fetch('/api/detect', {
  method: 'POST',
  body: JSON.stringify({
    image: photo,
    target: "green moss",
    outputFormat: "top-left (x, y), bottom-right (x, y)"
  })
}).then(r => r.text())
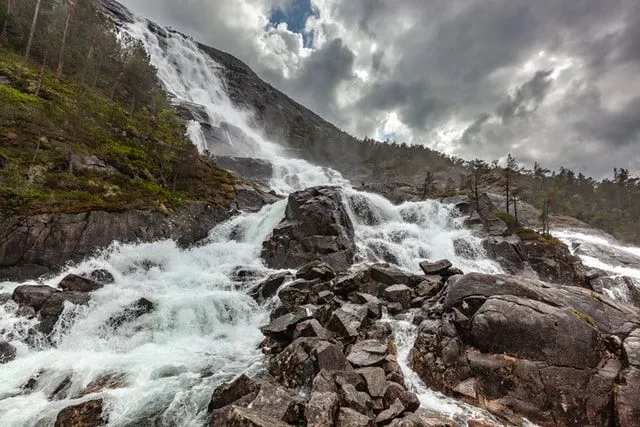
top-left (0, 49), bottom-right (237, 216)
top-left (590, 293), bottom-right (605, 303)
top-left (572, 309), bottom-right (598, 329)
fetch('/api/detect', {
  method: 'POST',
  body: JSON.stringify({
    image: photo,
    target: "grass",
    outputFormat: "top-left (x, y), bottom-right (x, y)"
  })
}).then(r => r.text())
top-left (494, 211), bottom-right (563, 245)
top-left (0, 49), bottom-right (237, 216)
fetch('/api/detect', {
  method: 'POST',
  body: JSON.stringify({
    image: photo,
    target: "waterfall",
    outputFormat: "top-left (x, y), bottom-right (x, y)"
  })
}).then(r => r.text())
top-left (0, 10), bottom-right (514, 427)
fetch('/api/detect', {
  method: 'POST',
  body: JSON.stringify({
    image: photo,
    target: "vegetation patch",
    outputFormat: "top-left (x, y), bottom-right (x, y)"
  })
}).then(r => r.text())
top-left (571, 309), bottom-right (598, 329)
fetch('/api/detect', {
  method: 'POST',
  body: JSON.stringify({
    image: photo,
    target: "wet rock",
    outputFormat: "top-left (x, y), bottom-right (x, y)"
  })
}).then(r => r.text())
top-left (88, 269), bottom-right (115, 284)
top-left (366, 322), bottom-right (393, 341)
top-left (348, 340), bottom-right (388, 367)
top-left (293, 319), bottom-right (332, 340)
top-left (357, 367), bottom-right (387, 397)
top-left (248, 272), bottom-right (292, 302)
top-left (419, 259), bottom-right (452, 276)
top-left (414, 278), bottom-right (442, 298)
top-left (370, 264), bottom-right (419, 288)
top-left (337, 407), bottom-right (371, 427)
top-left (55, 399), bottom-right (105, 427)
top-left (522, 240), bottom-right (588, 288)
top-left (38, 291), bottom-right (91, 334)
top-left (383, 382), bottom-right (419, 412)
top-left (261, 186), bottom-right (356, 272)
top-left (615, 367), bottom-right (640, 427)
top-left (0, 341), bottom-right (16, 364)
top-left (226, 406), bottom-right (289, 427)
top-left (79, 373), bottom-right (127, 397)
top-left (209, 374), bottom-right (261, 413)
top-left (106, 298), bottom-right (155, 329)
top-left (389, 411), bottom-right (460, 427)
top-left (312, 369), bottom-right (338, 393)
top-left (268, 337), bottom-right (320, 389)
top-left (296, 261), bottom-right (336, 281)
top-left (410, 272), bottom-right (640, 426)
top-left (261, 308), bottom-right (313, 341)
top-left (277, 279), bottom-right (321, 307)
top-left (58, 274), bottom-right (104, 293)
top-left (383, 285), bottom-right (412, 309)
top-left (340, 382), bottom-right (373, 415)
top-left (12, 285), bottom-right (58, 311)
top-left (327, 303), bottom-right (368, 338)
top-left (315, 341), bottom-right (352, 371)
top-left (376, 398), bottom-right (406, 425)
top-left (305, 391), bottom-right (340, 427)
top-left (250, 382), bottom-right (305, 424)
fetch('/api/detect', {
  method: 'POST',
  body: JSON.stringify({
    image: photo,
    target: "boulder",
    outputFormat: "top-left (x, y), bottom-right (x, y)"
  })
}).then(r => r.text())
top-left (376, 399), bottom-right (406, 425)
top-left (0, 341), bottom-right (16, 364)
top-left (370, 264), bottom-right (420, 288)
top-left (315, 341), bottom-right (352, 372)
top-left (38, 291), bottom-right (91, 334)
top-left (293, 319), bottom-right (332, 341)
top-left (383, 285), bottom-right (412, 309)
top-left (356, 367), bottom-right (387, 397)
top-left (383, 382), bottom-right (420, 412)
top-left (250, 383), bottom-right (305, 424)
top-left (12, 285), bottom-right (58, 311)
top-left (88, 269), bottom-right (115, 284)
top-left (248, 272), bottom-right (292, 302)
top-left (305, 391), bottom-right (340, 427)
top-left (208, 374), bottom-right (260, 412)
top-left (327, 304), bottom-right (368, 338)
top-left (261, 186), bottom-right (356, 272)
top-left (337, 407), bottom-right (371, 427)
top-left (419, 259), bottom-right (452, 276)
top-left (340, 382), bottom-right (373, 415)
top-left (268, 338), bottom-right (321, 389)
top-left (348, 340), bottom-right (388, 367)
top-left (226, 406), bottom-right (289, 427)
top-left (55, 399), bottom-right (105, 427)
top-left (388, 411), bottom-right (460, 427)
top-left (410, 272), bottom-right (640, 426)
top-left (261, 308), bottom-right (313, 341)
top-left (106, 298), bottom-right (155, 329)
top-left (296, 261), bottom-right (336, 281)
top-left (58, 274), bottom-right (104, 292)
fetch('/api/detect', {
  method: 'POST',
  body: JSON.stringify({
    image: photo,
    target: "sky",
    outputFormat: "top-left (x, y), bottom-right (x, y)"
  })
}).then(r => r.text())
top-left (121, 0), bottom-right (640, 178)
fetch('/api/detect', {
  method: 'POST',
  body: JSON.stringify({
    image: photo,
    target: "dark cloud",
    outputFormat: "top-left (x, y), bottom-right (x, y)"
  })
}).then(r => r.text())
top-left (496, 69), bottom-right (554, 123)
top-left (119, 0), bottom-right (640, 177)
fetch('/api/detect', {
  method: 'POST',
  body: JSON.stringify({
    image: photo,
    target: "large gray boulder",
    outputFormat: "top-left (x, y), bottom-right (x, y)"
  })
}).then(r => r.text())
top-left (411, 272), bottom-right (640, 426)
top-left (261, 186), bottom-right (356, 272)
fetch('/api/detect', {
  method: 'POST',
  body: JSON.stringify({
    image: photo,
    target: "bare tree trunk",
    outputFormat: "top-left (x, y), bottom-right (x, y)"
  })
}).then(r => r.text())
top-left (35, 52), bottom-right (47, 97)
top-left (56, 6), bottom-right (72, 78)
top-left (80, 42), bottom-right (94, 84)
top-left (25, 0), bottom-right (42, 61)
top-left (513, 194), bottom-right (519, 225)
top-left (0, 0), bottom-right (13, 46)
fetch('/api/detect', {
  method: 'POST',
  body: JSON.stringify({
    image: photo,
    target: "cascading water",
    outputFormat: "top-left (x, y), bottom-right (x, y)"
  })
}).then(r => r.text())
top-left (0, 10), bottom-right (506, 427)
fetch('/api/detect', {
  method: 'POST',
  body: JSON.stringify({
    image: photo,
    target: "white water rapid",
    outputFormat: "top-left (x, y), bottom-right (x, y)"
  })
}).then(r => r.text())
top-left (0, 12), bottom-right (508, 427)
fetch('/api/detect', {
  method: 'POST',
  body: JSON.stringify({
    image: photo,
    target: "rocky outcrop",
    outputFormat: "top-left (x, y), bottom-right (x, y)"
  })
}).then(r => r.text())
top-left (261, 187), bottom-right (356, 272)
top-left (0, 185), bottom-right (276, 282)
top-left (483, 236), bottom-right (589, 287)
top-left (410, 272), bottom-right (640, 426)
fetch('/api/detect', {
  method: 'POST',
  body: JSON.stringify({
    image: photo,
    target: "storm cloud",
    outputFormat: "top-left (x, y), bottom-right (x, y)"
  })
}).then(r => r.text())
top-left (121, 0), bottom-right (640, 178)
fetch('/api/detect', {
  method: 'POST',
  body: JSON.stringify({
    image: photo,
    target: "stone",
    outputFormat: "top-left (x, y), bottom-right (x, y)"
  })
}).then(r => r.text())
top-left (337, 407), bottom-right (371, 427)
top-left (334, 370), bottom-right (367, 391)
top-left (296, 260), bottom-right (336, 281)
top-left (419, 259), bottom-right (452, 276)
top-left (410, 272), bottom-right (640, 426)
top-left (55, 399), bottom-right (105, 427)
top-left (383, 382), bottom-right (419, 411)
top-left (315, 341), bottom-right (352, 372)
top-left (12, 285), bottom-right (58, 311)
top-left (312, 369), bottom-right (337, 393)
top-left (226, 406), bottom-right (289, 427)
top-left (248, 272), bottom-right (291, 302)
top-left (261, 309), bottom-right (312, 341)
top-left (80, 373), bottom-right (128, 397)
top-left (348, 340), bottom-right (388, 367)
top-left (327, 303), bottom-right (368, 338)
top-left (250, 383), bottom-right (304, 424)
top-left (0, 341), bottom-right (16, 364)
top-left (261, 186), bottom-right (356, 272)
top-left (389, 411), bottom-right (459, 427)
top-left (383, 285), bottom-right (412, 308)
top-left (58, 274), bottom-right (104, 292)
top-left (305, 391), bottom-right (340, 427)
top-left (376, 398), bottom-right (406, 425)
top-left (415, 278), bottom-right (442, 298)
top-left (268, 338), bottom-right (320, 389)
top-left (341, 382), bottom-right (373, 415)
top-left (357, 367), bottom-right (387, 397)
top-left (208, 374), bottom-right (260, 412)
top-left (370, 264), bottom-right (416, 287)
top-left (106, 298), bottom-right (155, 329)
top-left (88, 269), bottom-right (115, 284)
top-left (293, 319), bottom-right (332, 340)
